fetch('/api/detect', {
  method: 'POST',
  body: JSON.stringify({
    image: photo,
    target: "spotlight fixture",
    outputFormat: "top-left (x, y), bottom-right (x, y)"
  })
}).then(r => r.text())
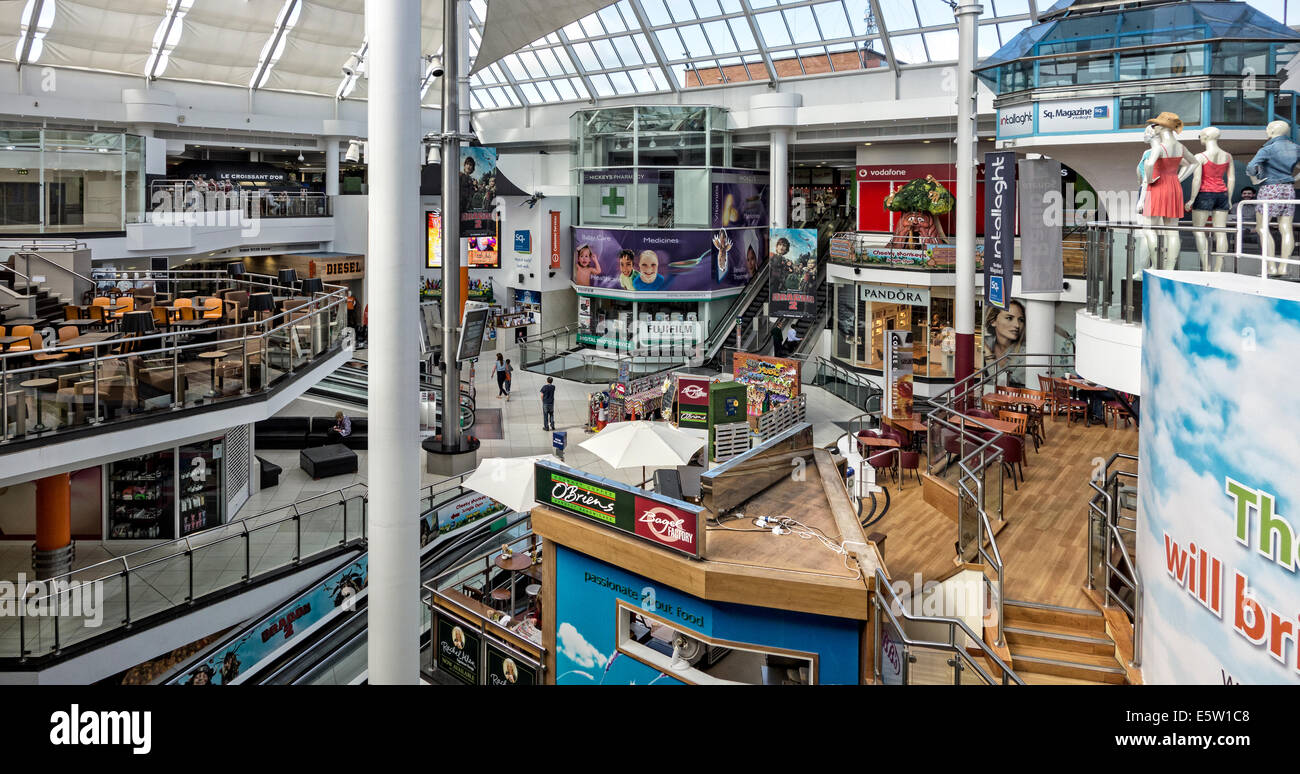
top-left (297, 152), bottom-right (305, 162)
top-left (427, 144), bottom-right (441, 165)
top-left (345, 140), bottom-right (361, 163)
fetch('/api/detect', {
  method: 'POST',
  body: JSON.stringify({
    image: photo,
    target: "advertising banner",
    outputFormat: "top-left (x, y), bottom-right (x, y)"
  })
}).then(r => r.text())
top-left (426, 209), bottom-right (442, 268)
top-left (982, 151), bottom-right (1016, 310)
top-left (173, 557), bottom-right (368, 685)
top-left (419, 490), bottom-right (508, 547)
top-left (884, 330), bottom-right (914, 420)
top-left (460, 147), bottom-right (498, 238)
top-left (436, 614), bottom-right (482, 685)
top-left (534, 461), bottom-right (702, 558)
top-left (732, 353), bottom-right (801, 417)
top-left (513, 230), bottom-right (531, 254)
top-left (677, 376), bottom-right (711, 430)
top-left (1037, 97), bottom-right (1114, 133)
top-left (573, 227), bottom-right (765, 292)
top-left (549, 211), bottom-right (562, 269)
top-left (1018, 158), bottom-right (1064, 294)
top-left (997, 104), bottom-right (1035, 138)
top-left (1139, 273), bottom-right (1300, 684)
top-left (711, 169), bottom-right (769, 228)
top-left (485, 640), bottom-right (538, 685)
top-left (769, 228), bottom-right (819, 318)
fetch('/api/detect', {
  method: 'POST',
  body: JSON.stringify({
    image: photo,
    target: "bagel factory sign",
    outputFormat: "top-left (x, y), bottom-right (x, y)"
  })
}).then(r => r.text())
top-left (534, 461), bottom-right (703, 557)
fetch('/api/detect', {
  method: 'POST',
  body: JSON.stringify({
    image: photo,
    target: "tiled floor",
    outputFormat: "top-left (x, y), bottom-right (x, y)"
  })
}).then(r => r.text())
top-left (0, 342), bottom-right (865, 659)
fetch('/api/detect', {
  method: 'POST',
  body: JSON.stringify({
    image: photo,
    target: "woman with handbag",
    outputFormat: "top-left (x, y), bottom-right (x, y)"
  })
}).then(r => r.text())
top-left (504, 358), bottom-right (514, 402)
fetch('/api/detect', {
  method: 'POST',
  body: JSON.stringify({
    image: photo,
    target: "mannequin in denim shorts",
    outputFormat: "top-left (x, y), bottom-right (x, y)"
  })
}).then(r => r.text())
top-left (1186, 127), bottom-right (1235, 272)
top-left (1247, 120), bottom-right (1300, 276)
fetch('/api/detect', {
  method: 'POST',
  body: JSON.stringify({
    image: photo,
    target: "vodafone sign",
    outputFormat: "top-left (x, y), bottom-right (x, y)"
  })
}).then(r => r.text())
top-left (634, 496), bottom-right (698, 553)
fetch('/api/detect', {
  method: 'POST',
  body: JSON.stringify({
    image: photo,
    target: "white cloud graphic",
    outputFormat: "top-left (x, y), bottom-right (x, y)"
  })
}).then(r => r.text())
top-left (557, 621), bottom-right (607, 670)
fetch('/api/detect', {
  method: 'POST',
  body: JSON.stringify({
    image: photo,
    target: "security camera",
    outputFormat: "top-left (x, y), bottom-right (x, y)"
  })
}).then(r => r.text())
top-left (342, 54), bottom-right (360, 78)
top-left (428, 55), bottom-right (445, 79)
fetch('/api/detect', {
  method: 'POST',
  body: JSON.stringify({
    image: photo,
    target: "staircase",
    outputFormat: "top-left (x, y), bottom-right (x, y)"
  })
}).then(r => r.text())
top-left (1003, 600), bottom-right (1128, 685)
top-left (1, 268), bottom-right (69, 325)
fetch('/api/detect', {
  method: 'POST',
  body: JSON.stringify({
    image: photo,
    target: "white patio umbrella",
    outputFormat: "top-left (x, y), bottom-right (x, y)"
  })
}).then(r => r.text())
top-left (462, 454), bottom-right (558, 513)
top-left (578, 420), bottom-right (705, 485)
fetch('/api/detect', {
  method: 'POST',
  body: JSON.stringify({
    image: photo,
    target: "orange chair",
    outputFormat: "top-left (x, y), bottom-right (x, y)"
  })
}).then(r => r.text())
top-left (110, 297), bottom-right (134, 319)
top-left (64, 304), bottom-right (83, 321)
top-left (170, 298), bottom-right (193, 321)
top-left (201, 297), bottom-right (223, 320)
top-left (86, 304), bottom-right (108, 327)
top-left (57, 325), bottom-right (90, 356)
top-left (27, 333), bottom-right (68, 366)
top-left (91, 297), bottom-right (112, 310)
top-left (6, 325), bottom-right (35, 351)
top-left (151, 307), bottom-right (171, 329)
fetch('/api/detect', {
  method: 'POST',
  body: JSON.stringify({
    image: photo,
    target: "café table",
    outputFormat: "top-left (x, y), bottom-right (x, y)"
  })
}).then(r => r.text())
top-left (857, 433), bottom-right (902, 488)
top-left (885, 413), bottom-right (927, 452)
top-left (0, 335), bottom-right (25, 350)
top-left (63, 332), bottom-right (119, 356)
top-left (4, 317), bottom-right (44, 328)
top-left (198, 350), bottom-right (228, 398)
top-left (1058, 377), bottom-right (1108, 426)
top-left (20, 377), bottom-right (57, 433)
top-left (495, 551), bottom-right (532, 615)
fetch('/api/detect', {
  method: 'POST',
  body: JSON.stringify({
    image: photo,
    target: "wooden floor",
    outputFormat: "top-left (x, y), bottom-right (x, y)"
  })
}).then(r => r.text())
top-left (872, 415), bottom-right (1140, 609)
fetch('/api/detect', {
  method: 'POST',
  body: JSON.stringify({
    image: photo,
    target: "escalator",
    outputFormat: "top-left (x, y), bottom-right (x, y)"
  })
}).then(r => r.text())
top-left (307, 361), bottom-right (477, 431)
top-left (159, 486), bottom-right (524, 685)
top-left (255, 512), bottom-right (529, 685)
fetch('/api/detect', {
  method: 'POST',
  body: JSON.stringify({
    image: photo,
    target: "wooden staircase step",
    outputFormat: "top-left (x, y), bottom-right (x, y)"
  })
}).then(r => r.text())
top-left (1018, 670), bottom-right (1117, 686)
top-left (1003, 600), bottom-right (1107, 633)
top-left (1004, 625), bottom-right (1116, 656)
top-left (1009, 646), bottom-right (1126, 684)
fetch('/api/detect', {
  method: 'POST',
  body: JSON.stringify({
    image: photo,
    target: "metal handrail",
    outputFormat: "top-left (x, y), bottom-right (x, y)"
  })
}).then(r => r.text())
top-left (1086, 452), bottom-right (1142, 668)
top-left (872, 567), bottom-right (1023, 685)
top-left (702, 266), bottom-right (771, 360)
top-left (13, 250), bottom-right (96, 287)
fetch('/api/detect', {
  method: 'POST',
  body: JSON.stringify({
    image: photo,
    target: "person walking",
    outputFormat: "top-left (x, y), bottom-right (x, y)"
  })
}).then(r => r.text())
top-left (504, 358), bottom-right (514, 402)
top-left (540, 377), bottom-right (556, 431)
top-left (495, 353), bottom-right (508, 398)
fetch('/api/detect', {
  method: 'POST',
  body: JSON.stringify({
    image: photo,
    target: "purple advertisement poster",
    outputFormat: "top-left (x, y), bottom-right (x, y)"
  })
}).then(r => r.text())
top-left (573, 227), bottom-right (767, 293)
top-left (711, 169), bottom-right (769, 228)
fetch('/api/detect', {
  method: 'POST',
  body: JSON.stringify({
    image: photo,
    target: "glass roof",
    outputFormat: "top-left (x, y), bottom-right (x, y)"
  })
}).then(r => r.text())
top-left (466, 0), bottom-right (1039, 110)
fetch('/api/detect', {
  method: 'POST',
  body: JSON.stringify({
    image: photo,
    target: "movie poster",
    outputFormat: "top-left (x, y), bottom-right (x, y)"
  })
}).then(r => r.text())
top-left (572, 227), bottom-right (765, 293)
top-left (769, 228), bottom-right (819, 318)
top-left (460, 147), bottom-right (498, 238)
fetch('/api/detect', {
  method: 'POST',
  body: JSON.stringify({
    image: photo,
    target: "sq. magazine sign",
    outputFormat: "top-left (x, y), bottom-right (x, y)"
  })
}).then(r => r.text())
top-left (534, 461), bottom-right (702, 558)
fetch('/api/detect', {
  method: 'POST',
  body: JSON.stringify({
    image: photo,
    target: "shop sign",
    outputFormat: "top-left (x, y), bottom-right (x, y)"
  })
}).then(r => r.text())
top-left (1037, 98), bottom-right (1114, 134)
top-left (514, 230), bottom-right (531, 254)
top-left (636, 320), bottom-right (701, 348)
top-left (534, 461), bottom-right (702, 558)
top-left (485, 640), bottom-right (538, 685)
top-left (856, 164), bottom-right (955, 181)
top-left (858, 284), bottom-right (929, 306)
top-left (549, 211), bottom-right (562, 270)
top-left (998, 104), bottom-right (1035, 138)
top-left (436, 614), bottom-right (482, 685)
top-left (677, 376), bottom-right (711, 430)
top-left (982, 151), bottom-right (1016, 309)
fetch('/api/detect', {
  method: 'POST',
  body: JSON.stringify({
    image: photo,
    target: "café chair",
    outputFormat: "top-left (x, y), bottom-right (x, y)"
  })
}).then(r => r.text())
top-left (991, 434), bottom-right (1025, 489)
top-left (64, 305), bottom-right (83, 321)
top-left (6, 325), bottom-right (35, 352)
top-left (57, 325), bottom-right (91, 357)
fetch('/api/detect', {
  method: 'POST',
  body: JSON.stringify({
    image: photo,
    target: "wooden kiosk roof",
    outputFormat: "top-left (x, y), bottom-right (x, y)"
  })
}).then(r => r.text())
top-left (531, 424), bottom-right (881, 621)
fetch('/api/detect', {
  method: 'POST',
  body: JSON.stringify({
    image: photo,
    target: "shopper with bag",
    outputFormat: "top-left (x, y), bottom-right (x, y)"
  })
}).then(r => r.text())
top-left (495, 353), bottom-right (508, 398)
top-left (504, 358), bottom-right (514, 402)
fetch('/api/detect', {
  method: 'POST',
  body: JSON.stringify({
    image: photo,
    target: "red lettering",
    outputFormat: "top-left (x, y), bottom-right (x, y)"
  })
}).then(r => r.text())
top-left (1233, 571), bottom-right (1267, 644)
top-left (1164, 534), bottom-right (1189, 584)
top-left (1268, 610), bottom-right (1295, 665)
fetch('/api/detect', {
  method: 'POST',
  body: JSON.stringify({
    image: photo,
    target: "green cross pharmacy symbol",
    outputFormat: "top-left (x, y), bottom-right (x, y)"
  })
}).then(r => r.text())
top-left (601, 186), bottom-right (626, 217)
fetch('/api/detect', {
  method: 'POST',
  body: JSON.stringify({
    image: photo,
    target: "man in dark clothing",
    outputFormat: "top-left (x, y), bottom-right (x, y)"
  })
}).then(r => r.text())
top-left (540, 377), bottom-right (556, 431)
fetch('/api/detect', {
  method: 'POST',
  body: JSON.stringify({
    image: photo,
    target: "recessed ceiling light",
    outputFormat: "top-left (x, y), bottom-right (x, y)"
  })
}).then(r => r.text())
top-left (922, 139), bottom-right (932, 144)
top-left (239, 147), bottom-right (247, 150)
top-left (863, 142), bottom-right (872, 146)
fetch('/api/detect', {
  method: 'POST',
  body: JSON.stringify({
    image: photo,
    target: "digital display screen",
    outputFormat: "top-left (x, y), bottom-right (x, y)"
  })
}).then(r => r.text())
top-left (426, 210), bottom-right (442, 268)
top-left (457, 307), bottom-right (490, 361)
top-left (468, 236), bottom-right (499, 268)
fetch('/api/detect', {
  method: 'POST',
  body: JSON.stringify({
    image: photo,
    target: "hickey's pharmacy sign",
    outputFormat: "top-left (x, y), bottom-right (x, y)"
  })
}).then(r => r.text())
top-left (534, 461), bottom-right (703, 558)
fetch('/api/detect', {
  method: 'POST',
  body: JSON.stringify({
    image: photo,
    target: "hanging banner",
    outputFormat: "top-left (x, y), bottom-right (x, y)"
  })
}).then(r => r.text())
top-left (1018, 158), bottom-right (1064, 294)
top-left (769, 228), bottom-right (818, 318)
top-left (426, 209), bottom-right (442, 268)
top-left (460, 147), bottom-right (498, 238)
top-left (573, 227), bottom-right (765, 292)
top-left (982, 151), bottom-right (1017, 309)
top-left (549, 211), bottom-right (562, 269)
top-left (884, 330), bottom-right (914, 421)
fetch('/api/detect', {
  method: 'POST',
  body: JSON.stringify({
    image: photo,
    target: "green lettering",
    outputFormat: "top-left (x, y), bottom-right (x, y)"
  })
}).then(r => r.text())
top-left (1257, 491), bottom-right (1297, 570)
top-left (1225, 478), bottom-right (1257, 547)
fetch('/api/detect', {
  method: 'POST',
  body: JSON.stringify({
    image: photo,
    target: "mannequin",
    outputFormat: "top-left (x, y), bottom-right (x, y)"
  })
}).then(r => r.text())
top-left (1142, 112), bottom-right (1198, 270)
top-left (1134, 125), bottom-right (1157, 273)
top-left (1186, 127), bottom-right (1234, 272)
top-left (1246, 120), bottom-right (1300, 276)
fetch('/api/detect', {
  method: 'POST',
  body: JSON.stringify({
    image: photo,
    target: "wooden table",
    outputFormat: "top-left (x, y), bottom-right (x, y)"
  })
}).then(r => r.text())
top-left (63, 332), bottom-right (119, 353)
top-left (983, 392), bottom-right (1046, 411)
top-left (495, 552), bottom-right (532, 571)
top-left (0, 335), bottom-right (25, 349)
top-left (4, 318), bottom-right (43, 328)
top-left (19, 377), bottom-right (57, 433)
top-left (1058, 377), bottom-right (1107, 426)
top-left (955, 416), bottom-right (1020, 435)
top-left (198, 350), bottom-right (227, 397)
top-left (857, 434), bottom-right (902, 489)
top-left (885, 414), bottom-right (927, 433)
top-left (58, 319), bottom-right (102, 330)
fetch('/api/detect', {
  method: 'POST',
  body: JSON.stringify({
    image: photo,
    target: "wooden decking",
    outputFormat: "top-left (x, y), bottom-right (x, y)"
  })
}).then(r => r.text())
top-left (870, 416), bottom-right (1139, 609)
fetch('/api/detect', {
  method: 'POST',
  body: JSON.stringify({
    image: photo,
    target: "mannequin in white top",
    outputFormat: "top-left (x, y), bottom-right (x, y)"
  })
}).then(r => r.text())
top-left (1141, 114), bottom-right (1198, 270)
top-left (1185, 127), bottom-right (1234, 272)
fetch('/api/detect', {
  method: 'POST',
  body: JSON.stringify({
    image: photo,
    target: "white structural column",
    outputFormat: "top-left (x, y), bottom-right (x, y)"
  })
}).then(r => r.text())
top-left (324, 136), bottom-right (340, 197)
top-left (748, 93), bottom-right (801, 230)
top-left (365, 0), bottom-right (422, 685)
top-left (953, 0), bottom-right (982, 387)
top-left (771, 128), bottom-right (790, 228)
top-left (1023, 295), bottom-right (1057, 387)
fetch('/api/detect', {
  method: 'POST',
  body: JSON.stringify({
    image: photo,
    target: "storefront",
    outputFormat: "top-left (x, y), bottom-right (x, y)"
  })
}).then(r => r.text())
top-left (833, 281), bottom-right (961, 380)
top-left (0, 429), bottom-right (252, 542)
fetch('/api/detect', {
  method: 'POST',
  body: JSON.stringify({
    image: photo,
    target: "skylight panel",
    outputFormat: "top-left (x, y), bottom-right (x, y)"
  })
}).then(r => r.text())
top-left (756, 11), bottom-right (793, 46)
top-left (143, 0), bottom-right (195, 78)
top-left (784, 6), bottom-right (822, 44)
top-left (925, 29), bottom-right (958, 60)
top-left (703, 20), bottom-right (738, 53)
top-left (813, 2), bottom-right (851, 38)
top-left (878, 0), bottom-right (920, 31)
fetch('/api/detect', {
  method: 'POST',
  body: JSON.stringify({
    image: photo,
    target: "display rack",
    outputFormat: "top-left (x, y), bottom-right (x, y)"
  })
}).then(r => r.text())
top-left (108, 453), bottom-right (173, 540)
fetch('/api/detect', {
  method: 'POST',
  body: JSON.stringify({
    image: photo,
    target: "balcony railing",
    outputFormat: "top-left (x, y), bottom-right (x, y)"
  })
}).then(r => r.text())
top-left (1, 270), bottom-right (349, 445)
top-left (148, 180), bottom-right (332, 220)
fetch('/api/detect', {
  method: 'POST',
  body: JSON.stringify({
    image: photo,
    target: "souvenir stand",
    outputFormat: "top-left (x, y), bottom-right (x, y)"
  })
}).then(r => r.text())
top-left (731, 353), bottom-right (802, 426)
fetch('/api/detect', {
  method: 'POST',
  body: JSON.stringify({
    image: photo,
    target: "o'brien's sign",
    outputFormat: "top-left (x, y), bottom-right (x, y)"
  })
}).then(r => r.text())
top-left (534, 461), bottom-right (702, 558)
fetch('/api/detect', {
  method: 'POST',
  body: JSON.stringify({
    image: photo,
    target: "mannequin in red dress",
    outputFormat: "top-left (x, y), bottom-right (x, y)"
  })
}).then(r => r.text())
top-left (1141, 112), bottom-right (1198, 270)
